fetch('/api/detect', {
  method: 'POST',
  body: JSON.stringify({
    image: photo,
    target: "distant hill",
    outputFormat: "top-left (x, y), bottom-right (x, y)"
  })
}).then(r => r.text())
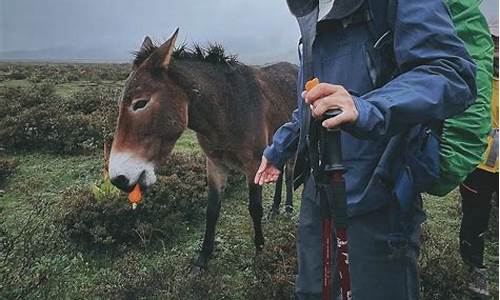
top-left (0, 46), bottom-right (130, 63)
top-left (0, 45), bottom-right (297, 65)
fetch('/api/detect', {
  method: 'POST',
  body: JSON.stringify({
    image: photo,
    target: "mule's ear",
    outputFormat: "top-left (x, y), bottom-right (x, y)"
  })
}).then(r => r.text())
top-left (140, 36), bottom-right (154, 51)
top-left (154, 28), bottom-right (179, 69)
top-left (132, 36), bottom-right (155, 69)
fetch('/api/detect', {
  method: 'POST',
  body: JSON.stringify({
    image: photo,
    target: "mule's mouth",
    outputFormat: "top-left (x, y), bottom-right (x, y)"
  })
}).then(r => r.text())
top-left (135, 170), bottom-right (150, 192)
top-left (108, 151), bottom-right (158, 193)
top-left (120, 170), bottom-right (150, 193)
top-left (109, 168), bottom-right (156, 194)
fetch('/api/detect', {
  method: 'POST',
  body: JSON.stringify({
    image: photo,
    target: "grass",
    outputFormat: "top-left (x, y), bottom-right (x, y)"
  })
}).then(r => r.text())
top-left (0, 78), bottom-right (124, 97)
top-left (422, 191), bottom-right (499, 299)
top-left (54, 80), bottom-right (124, 97)
top-left (173, 130), bottom-right (201, 155)
top-left (0, 137), bottom-right (297, 299)
top-left (2, 141), bottom-right (497, 299)
top-left (0, 79), bottom-right (32, 89)
top-left (0, 64), bottom-right (497, 299)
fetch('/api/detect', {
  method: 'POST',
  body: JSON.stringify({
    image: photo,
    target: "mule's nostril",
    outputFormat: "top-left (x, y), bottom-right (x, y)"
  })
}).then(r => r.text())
top-left (110, 175), bottom-right (130, 192)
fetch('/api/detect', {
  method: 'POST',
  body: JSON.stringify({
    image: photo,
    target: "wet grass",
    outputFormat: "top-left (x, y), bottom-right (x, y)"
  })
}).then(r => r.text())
top-left (1, 143), bottom-right (497, 299)
top-left (422, 191), bottom-right (499, 299)
top-left (0, 64), bottom-right (497, 299)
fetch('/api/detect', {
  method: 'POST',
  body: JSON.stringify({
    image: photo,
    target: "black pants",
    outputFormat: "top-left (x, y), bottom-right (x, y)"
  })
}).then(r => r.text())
top-left (459, 168), bottom-right (498, 268)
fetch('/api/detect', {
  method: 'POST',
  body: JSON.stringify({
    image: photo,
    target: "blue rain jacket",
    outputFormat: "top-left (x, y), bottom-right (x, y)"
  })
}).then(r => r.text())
top-left (263, 0), bottom-right (476, 217)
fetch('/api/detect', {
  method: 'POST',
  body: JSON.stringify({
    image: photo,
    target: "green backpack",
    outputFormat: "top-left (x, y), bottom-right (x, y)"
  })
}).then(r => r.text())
top-left (427, 0), bottom-right (494, 196)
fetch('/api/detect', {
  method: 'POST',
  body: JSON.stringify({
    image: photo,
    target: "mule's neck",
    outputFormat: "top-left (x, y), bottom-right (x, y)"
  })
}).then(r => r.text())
top-left (168, 60), bottom-right (242, 141)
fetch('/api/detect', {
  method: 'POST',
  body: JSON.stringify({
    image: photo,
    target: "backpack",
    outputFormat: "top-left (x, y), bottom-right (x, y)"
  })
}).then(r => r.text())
top-left (429, 0), bottom-right (494, 195)
top-left (367, 0), bottom-right (494, 198)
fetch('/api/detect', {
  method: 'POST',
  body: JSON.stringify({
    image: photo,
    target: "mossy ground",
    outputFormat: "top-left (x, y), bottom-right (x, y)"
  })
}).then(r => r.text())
top-left (0, 63), bottom-right (497, 299)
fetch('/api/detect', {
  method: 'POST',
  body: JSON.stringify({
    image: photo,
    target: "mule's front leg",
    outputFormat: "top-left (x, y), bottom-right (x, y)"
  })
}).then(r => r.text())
top-left (192, 159), bottom-right (226, 275)
top-left (284, 162), bottom-right (294, 214)
top-left (248, 182), bottom-right (264, 252)
top-left (270, 172), bottom-right (284, 219)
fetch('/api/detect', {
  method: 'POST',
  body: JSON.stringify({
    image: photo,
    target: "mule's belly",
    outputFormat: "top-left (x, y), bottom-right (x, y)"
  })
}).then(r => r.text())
top-left (196, 133), bottom-right (261, 177)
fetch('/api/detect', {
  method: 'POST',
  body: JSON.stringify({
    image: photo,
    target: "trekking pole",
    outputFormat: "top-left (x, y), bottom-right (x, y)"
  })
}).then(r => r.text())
top-left (306, 79), bottom-right (351, 300)
top-left (321, 110), bottom-right (351, 300)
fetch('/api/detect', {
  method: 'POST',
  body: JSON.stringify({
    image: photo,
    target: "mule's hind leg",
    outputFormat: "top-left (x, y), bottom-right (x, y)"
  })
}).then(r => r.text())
top-left (248, 181), bottom-right (265, 252)
top-left (192, 158), bottom-right (227, 274)
top-left (270, 172), bottom-right (284, 219)
top-left (284, 160), bottom-right (294, 214)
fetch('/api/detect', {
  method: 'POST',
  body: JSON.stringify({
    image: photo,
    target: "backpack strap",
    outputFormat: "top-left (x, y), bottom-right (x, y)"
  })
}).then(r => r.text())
top-left (366, 0), bottom-right (398, 75)
top-left (366, 0), bottom-right (396, 39)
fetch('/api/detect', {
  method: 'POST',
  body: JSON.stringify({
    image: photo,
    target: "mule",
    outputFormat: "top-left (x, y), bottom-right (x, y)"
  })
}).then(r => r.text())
top-left (108, 29), bottom-right (297, 272)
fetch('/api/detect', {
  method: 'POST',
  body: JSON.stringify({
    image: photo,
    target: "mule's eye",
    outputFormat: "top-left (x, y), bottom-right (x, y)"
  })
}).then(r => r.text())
top-left (132, 99), bottom-right (149, 111)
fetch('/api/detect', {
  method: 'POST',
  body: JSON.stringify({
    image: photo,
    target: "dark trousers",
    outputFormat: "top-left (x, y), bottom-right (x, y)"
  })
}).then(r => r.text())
top-left (296, 176), bottom-right (426, 300)
top-left (459, 168), bottom-right (499, 268)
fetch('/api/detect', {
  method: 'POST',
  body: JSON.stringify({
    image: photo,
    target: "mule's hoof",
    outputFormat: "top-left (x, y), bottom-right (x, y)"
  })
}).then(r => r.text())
top-left (255, 243), bottom-right (264, 255)
top-left (190, 264), bottom-right (205, 276)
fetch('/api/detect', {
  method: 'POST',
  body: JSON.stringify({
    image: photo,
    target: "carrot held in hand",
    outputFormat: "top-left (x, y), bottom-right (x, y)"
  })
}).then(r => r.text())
top-left (305, 77), bottom-right (319, 92)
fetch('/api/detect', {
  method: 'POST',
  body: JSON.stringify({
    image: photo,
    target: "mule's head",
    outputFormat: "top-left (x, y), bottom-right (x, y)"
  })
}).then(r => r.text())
top-left (109, 29), bottom-right (188, 192)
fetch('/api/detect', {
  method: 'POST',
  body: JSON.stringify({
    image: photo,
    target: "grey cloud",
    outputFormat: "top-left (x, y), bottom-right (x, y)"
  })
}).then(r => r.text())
top-left (0, 0), bottom-right (300, 64)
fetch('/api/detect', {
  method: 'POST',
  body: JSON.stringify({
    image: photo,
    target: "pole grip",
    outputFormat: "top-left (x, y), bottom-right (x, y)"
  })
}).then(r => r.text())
top-left (323, 109), bottom-right (343, 124)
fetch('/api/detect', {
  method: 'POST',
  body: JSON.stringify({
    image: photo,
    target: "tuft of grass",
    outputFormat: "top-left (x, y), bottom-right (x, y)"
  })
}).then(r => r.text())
top-left (173, 129), bottom-right (201, 154)
top-left (91, 177), bottom-right (121, 201)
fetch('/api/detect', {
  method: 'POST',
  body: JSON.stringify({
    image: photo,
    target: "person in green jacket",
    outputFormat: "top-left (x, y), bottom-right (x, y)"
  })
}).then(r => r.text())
top-left (431, 0), bottom-right (494, 196)
top-left (458, 0), bottom-right (498, 296)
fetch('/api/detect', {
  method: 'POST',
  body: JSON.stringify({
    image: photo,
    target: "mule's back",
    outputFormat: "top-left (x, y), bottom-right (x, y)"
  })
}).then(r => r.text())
top-left (171, 60), bottom-right (297, 151)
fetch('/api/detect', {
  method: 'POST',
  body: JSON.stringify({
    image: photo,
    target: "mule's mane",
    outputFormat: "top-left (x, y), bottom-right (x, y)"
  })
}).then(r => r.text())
top-left (133, 42), bottom-right (158, 66)
top-left (132, 41), bottom-right (239, 67)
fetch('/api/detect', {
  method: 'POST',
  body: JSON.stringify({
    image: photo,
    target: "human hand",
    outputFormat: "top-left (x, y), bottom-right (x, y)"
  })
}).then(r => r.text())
top-left (303, 83), bottom-right (359, 129)
top-left (254, 156), bottom-right (281, 185)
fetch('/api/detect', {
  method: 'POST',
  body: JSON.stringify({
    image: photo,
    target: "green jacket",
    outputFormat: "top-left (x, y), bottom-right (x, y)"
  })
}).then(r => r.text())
top-left (429, 0), bottom-right (494, 196)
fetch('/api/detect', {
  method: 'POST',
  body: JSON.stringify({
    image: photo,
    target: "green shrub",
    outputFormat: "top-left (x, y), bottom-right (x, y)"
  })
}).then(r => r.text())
top-left (7, 70), bottom-right (27, 80)
top-left (0, 63), bottom-right (129, 86)
top-left (0, 199), bottom-right (75, 300)
top-left (0, 157), bottom-right (18, 187)
top-left (60, 152), bottom-right (207, 250)
top-left (0, 83), bottom-right (119, 154)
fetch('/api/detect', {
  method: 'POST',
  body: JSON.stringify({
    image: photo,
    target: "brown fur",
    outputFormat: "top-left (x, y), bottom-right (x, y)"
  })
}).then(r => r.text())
top-left (111, 30), bottom-right (297, 270)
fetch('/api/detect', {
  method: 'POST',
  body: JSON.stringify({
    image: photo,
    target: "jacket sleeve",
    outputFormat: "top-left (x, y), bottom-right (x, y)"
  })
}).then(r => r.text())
top-left (344, 0), bottom-right (477, 139)
top-left (263, 107), bottom-right (300, 169)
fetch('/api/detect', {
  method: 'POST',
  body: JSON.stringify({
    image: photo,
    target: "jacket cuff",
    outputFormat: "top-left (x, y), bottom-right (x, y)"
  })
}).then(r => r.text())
top-left (343, 96), bottom-right (382, 139)
top-left (263, 145), bottom-right (286, 170)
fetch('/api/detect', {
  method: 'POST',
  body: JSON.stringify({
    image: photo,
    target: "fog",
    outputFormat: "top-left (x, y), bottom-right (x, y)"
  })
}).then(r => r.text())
top-left (0, 0), bottom-right (300, 64)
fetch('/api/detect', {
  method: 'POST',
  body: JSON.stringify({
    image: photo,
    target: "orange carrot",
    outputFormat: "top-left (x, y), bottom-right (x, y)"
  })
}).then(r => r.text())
top-left (128, 184), bottom-right (142, 204)
top-left (305, 78), bottom-right (320, 92)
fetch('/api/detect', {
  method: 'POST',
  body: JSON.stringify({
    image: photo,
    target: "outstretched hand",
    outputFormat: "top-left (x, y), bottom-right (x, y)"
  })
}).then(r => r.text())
top-left (254, 156), bottom-right (281, 185)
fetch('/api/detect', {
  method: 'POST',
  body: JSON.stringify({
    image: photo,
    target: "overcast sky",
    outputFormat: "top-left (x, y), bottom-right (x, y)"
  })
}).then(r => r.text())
top-left (3, 0), bottom-right (497, 63)
top-left (0, 0), bottom-right (301, 64)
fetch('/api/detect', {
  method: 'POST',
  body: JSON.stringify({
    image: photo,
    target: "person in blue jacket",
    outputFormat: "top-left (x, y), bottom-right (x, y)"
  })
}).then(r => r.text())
top-left (254, 0), bottom-right (476, 299)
